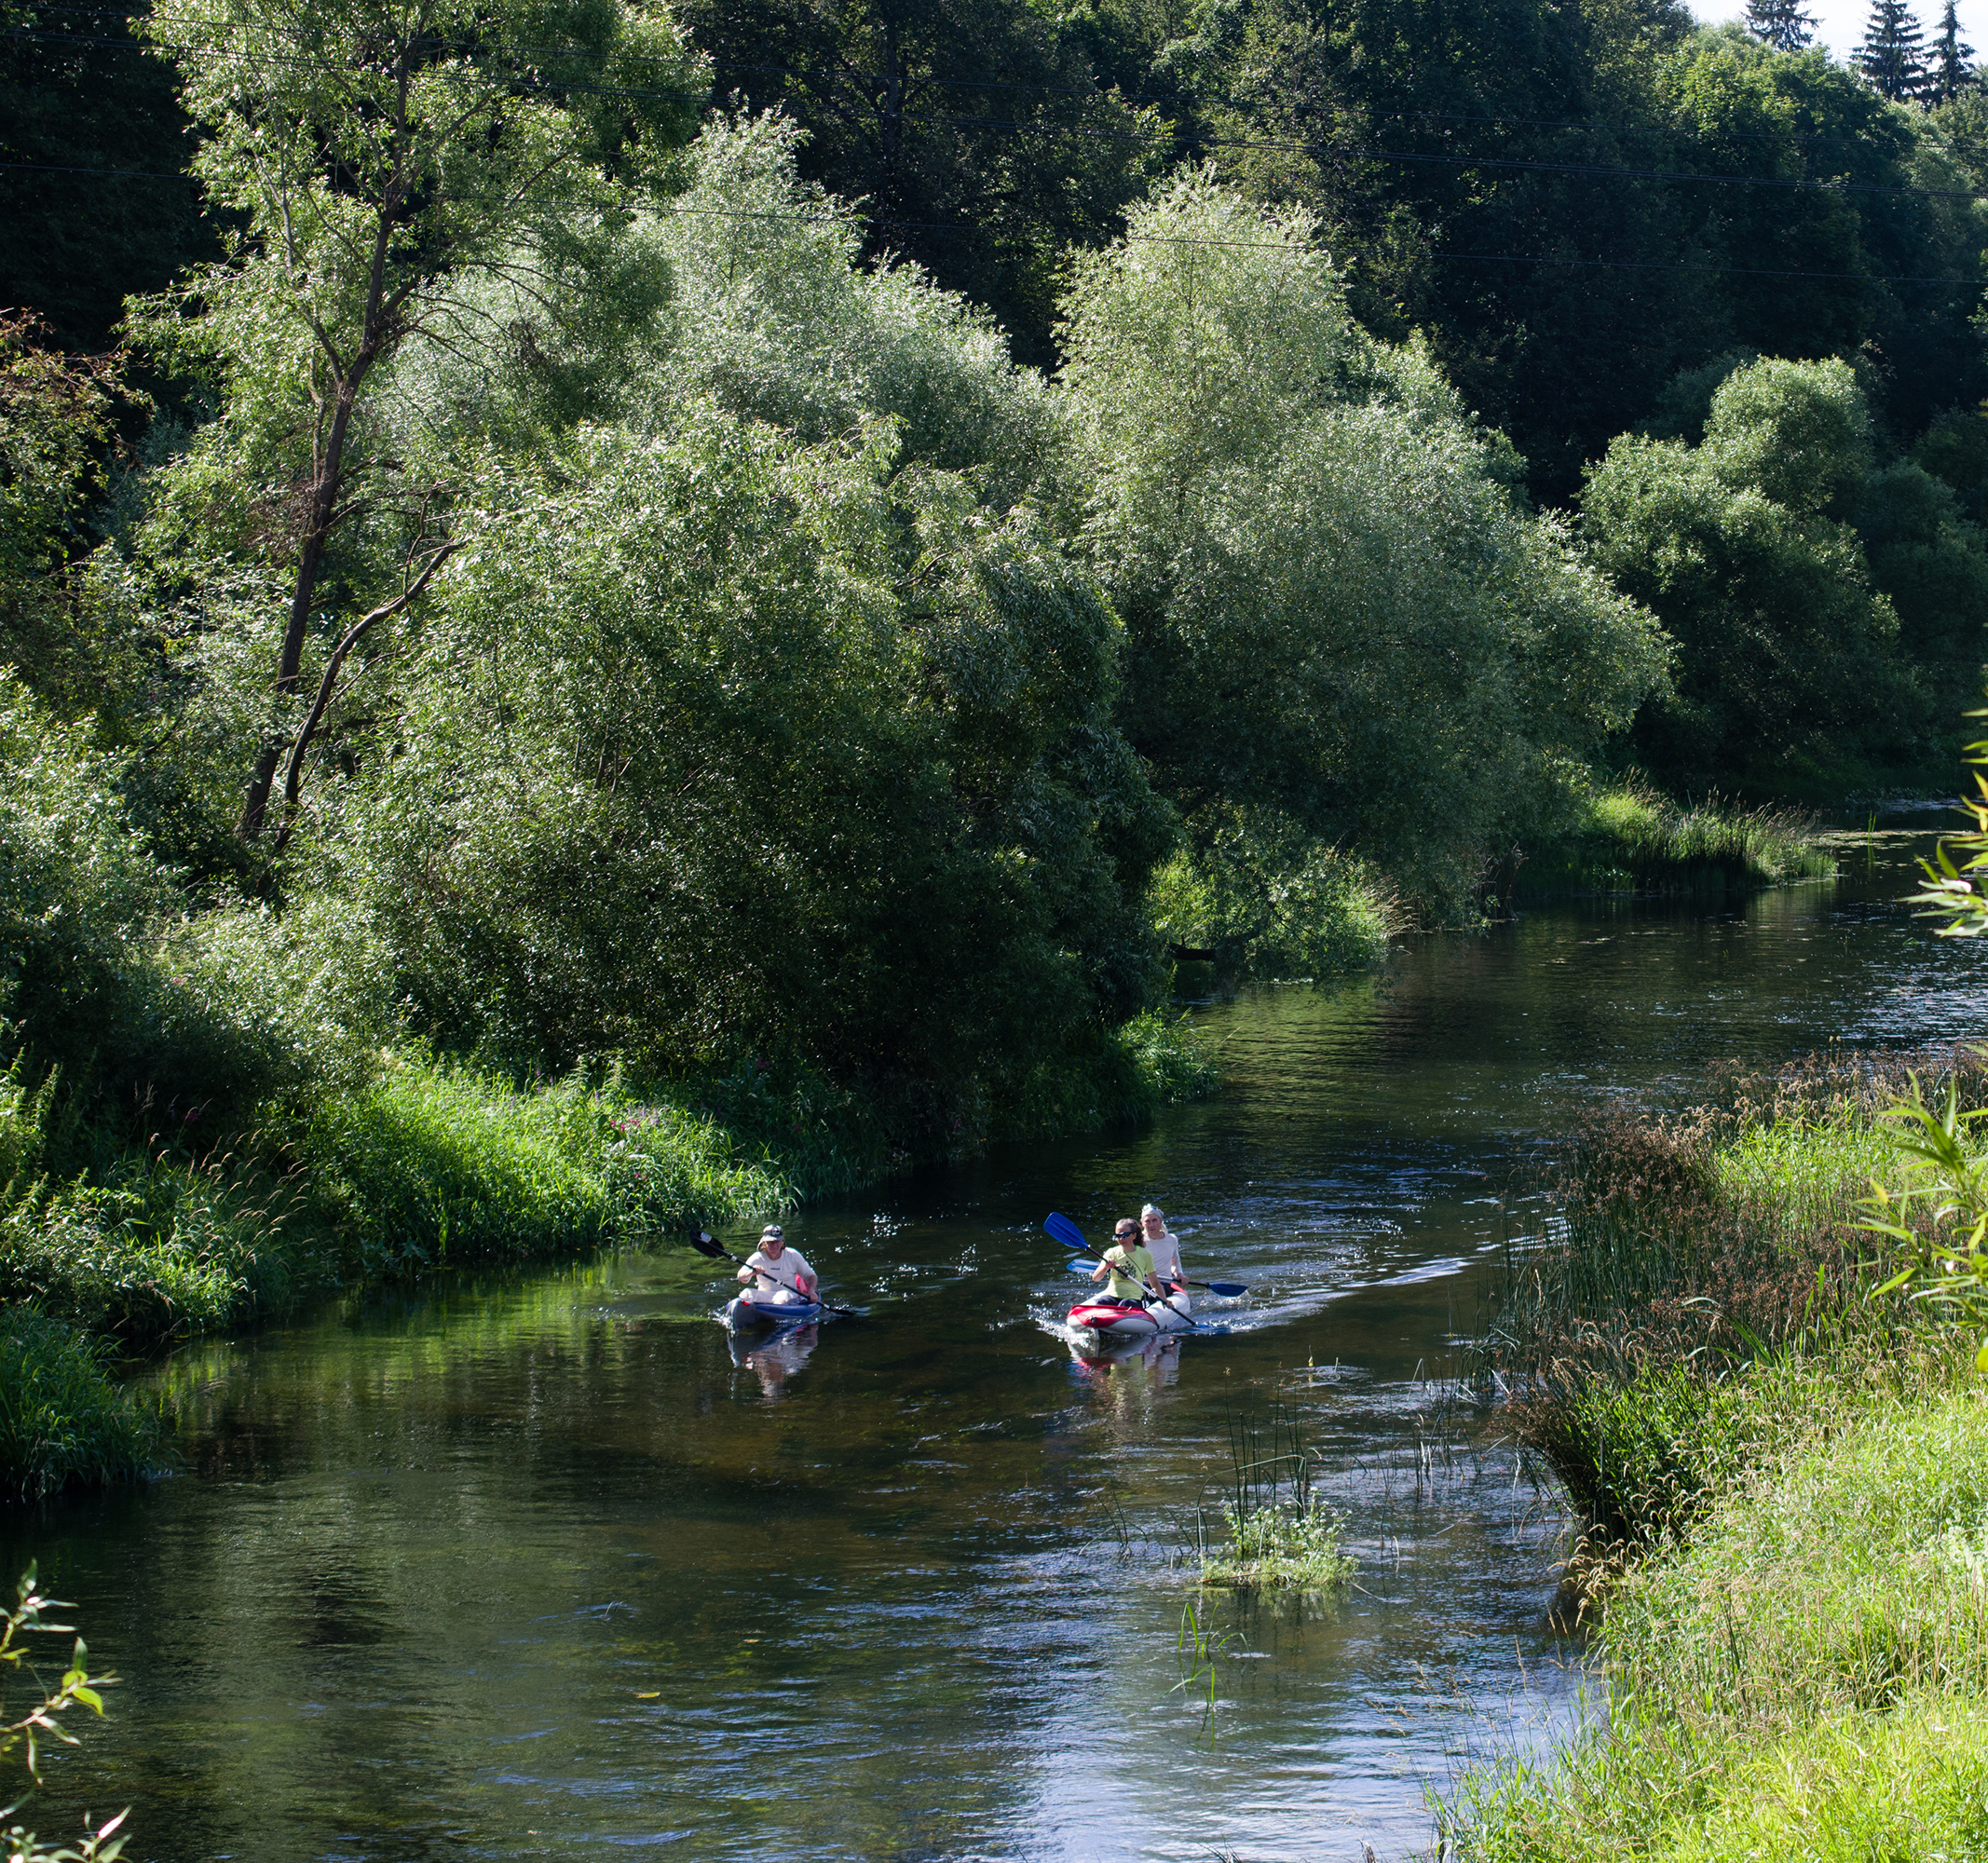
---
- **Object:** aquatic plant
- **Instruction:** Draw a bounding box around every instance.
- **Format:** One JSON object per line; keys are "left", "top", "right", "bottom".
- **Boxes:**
{"left": 1190, "top": 1406, "right": 1355, "bottom": 1592}
{"left": 1171, "top": 1599, "right": 1236, "bottom": 1732}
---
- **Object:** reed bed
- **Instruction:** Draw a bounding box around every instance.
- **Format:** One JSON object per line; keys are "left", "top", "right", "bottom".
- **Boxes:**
{"left": 1517, "top": 781, "right": 1832, "bottom": 899}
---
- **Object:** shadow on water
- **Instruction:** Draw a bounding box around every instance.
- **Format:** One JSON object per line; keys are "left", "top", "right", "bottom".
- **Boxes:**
{"left": 6, "top": 822, "right": 1987, "bottom": 1861}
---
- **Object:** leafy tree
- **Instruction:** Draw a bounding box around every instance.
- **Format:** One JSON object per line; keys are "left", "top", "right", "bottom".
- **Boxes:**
{"left": 1927, "top": 0, "right": 1978, "bottom": 102}
{"left": 674, "top": 0, "right": 1171, "bottom": 368}
{"left": 0, "top": 315, "right": 130, "bottom": 673}
{"left": 629, "top": 111, "right": 1060, "bottom": 502}
{"left": 1746, "top": 0, "right": 1817, "bottom": 52}
{"left": 1584, "top": 357, "right": 1932, "bottom": 788}
{"left": 334, "top": 414, "right": 1171, "bottom": 1123}
{"left": 130, "top": 0, "right": 708, "bottom": 850}
{"left": 1058, "top": 170, "right": 1668, "bottom": 911}
{"left": 1655, "top": 34, "right": 1982, "bottom": 456}
{"left": 1856, "top": 0, "right": 1929, "bottom": 99}
{"left": 1856, "top": 456, "right": 1988, "bottom": 695}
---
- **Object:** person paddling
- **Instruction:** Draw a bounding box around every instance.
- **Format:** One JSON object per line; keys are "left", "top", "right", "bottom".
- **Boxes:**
{"left": 1090, "top": 1218, "right": 1156, "bottom": 1304}
{"left": 1141, "top": 1203, "right": 1190, "bottom": 1316}
{"left": 736, "top": 1224, "right": 818, "bottom": 1309}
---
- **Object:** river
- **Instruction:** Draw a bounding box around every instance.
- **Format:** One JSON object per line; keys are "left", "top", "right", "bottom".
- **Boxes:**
{"left": 8, "top": 823, "right": 1988, "bottom": 1863}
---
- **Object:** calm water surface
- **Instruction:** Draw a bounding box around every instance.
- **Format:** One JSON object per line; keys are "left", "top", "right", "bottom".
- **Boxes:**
{"left": 11, "top": 824, "right": 1988, "bottom": 1863}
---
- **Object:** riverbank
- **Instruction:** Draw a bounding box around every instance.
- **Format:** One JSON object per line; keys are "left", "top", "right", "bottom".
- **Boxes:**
{"left": 0, "top": 1012, "right": 1216, "bottom": 1501}
{"left": 1450, "top": 1043, "right": 1988, "bottom": 1859}
{"left": 1513, "top": 781, "right": 1833, "bottom": 901}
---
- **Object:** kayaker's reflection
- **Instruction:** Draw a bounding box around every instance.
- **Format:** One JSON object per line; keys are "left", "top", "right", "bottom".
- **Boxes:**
{"left": 1070, "top": 1330, "right": 1181, "bottom": 1396}
{"left": 730, "top": 1322, "right": 819, "bottom": 1400}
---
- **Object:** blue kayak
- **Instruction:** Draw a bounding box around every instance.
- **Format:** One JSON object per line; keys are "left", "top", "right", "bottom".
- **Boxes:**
{"left": 723, "top": 1295, "right": 824, "bottom": 1331}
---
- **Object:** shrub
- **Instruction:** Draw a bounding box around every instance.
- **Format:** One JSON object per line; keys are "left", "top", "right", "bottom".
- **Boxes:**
{"left": 1149, "top": 815, "right": 1396, "bottom": 977}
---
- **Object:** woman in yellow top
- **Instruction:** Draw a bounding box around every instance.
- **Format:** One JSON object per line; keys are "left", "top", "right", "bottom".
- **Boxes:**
{"left": 1090, "top": 1218, "right": 1156, "bottom": 1303}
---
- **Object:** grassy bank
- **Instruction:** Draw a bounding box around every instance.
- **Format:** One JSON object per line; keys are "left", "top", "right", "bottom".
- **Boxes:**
{"left": 1451, "top": 1043, "right": 1988, "bottom": 1859}
{"left": 1515, "top": 781, "right": 1833, "bottom": 900}
{"left": 0, "top": 1014, "right": 1217, "bottom": 1501}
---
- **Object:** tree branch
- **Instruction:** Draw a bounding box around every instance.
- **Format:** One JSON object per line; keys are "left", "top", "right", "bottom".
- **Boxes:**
{"left": 268, "top": 539, "right": 458, "bottom": 853}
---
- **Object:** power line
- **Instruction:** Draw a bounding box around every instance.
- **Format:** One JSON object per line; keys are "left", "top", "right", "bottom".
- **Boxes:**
{"left": 9, "top": 20, "right": 1987, "bottom": 208}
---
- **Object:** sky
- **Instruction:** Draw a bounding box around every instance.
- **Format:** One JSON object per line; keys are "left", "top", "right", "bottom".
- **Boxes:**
{"left": 1685, "top": 0, "right": 1980, "bottom": 63}
{"left": 1686, "top": 0, "right": 1975, "bottom": 64}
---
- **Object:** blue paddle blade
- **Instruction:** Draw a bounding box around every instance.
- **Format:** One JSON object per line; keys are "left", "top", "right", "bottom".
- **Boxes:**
{"left": 1202, "top": 1280, "right": 1248, "bottom": 1297}
{"left": 1043, "top": 1211, "right": 1088, "bottom": 1255}
{"left": 1067, "top": 1258, "right": 1098, "bottom": 1274}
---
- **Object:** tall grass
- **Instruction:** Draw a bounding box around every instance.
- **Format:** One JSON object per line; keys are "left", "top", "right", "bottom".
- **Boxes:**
{"left": 1517, "top": 780, "right": 1832, "bottom": 899}
{"left": 0, "top": 1310, "right": 158, "bottom": 1501}
{"left": 299, "top": 1056, "right": 796, "bottom": 1276}
{"left": 1445, "top": 1369, "right": 1988, "bottom": 1862}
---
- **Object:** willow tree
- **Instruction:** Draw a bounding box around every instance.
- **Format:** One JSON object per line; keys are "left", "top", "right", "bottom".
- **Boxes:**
{"left": 1058, "top": 169, "right": 1668, "bottom": 912}
{"left": 134, "top": 0, "right": 705, "bottom": 849}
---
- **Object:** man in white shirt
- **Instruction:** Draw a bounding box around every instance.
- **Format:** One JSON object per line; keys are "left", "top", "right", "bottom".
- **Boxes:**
{"left": 736, "top": 1224, "right": 818, "bottom": 1307}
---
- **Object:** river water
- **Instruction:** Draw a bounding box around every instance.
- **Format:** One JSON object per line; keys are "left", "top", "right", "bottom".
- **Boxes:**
{"left": 9, "top": 825, "right": 1988, "bottom": 1863}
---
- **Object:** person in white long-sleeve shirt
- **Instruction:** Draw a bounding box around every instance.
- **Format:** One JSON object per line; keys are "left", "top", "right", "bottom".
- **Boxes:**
{"left": 1141, "top": 1203, "right": 1190, "bottom": 1317}
{"left": 736, "top": 1224, "right": 817, "bottom": 1308}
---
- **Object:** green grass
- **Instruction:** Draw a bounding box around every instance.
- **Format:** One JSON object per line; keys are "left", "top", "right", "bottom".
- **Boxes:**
{"left": 1518, "top": 781, "right": 1834, "bottom": 899}
{"left": 1446, "top": 1371, "right": 1988, "bottom": 1862}
{"left": 298, "top": 1056, "right": 796, "bottom": 1276}
{"left": 1456, "top": 1048, "right": 1988, "bottom": 1861}
{"left": 0, "top": 1308, "right": 159, "bottom": 1501}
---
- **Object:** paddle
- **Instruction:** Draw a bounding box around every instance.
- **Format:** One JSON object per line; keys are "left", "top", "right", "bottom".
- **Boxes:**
{"left": 687, "top": 1230, "right": 862, "bottom": 1318}
{"left": 1042, "top": 1210, "right": 1248, "bottom": 1298}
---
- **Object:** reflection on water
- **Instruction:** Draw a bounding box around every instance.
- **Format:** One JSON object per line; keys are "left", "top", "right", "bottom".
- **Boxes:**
{"left": 6, "top": 826, "right": 1986, "bottom": 1862}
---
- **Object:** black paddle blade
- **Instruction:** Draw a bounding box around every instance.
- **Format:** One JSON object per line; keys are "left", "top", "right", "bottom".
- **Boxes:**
{"left": 687, "top": 1230, "right": 727, "bottom": 1258}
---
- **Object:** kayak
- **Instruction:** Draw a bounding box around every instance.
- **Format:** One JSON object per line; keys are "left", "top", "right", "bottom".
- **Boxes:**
{"left": 724, "top": 1295, "right": 825, "bottom": 1331}
{"left": 1066, "top": 1296, "right": 1192, "bottom": 1339}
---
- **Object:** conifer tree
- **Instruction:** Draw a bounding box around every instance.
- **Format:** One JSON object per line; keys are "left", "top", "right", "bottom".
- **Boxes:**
{"left": 1927, "top": 0, "right": 1978, "bottom": 101}
{"left": 1746, "top": 0, "right": 1818, "bottom": 52}
{"left": 1857, "top": 0, "right": 1930, "bottom": 99}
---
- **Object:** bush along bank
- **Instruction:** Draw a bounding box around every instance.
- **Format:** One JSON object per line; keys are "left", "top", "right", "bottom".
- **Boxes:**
{"left": 1449, "top": 1042, "right": 1988, "bottom": 1860}
{"left": 1511, "top": 780, "right": 1834, "bottom": 902}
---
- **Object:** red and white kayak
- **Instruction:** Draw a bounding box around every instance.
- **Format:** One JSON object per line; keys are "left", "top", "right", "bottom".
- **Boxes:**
{"left": 1066, "top": 1295, "right": 1193, "bottom": 1339}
